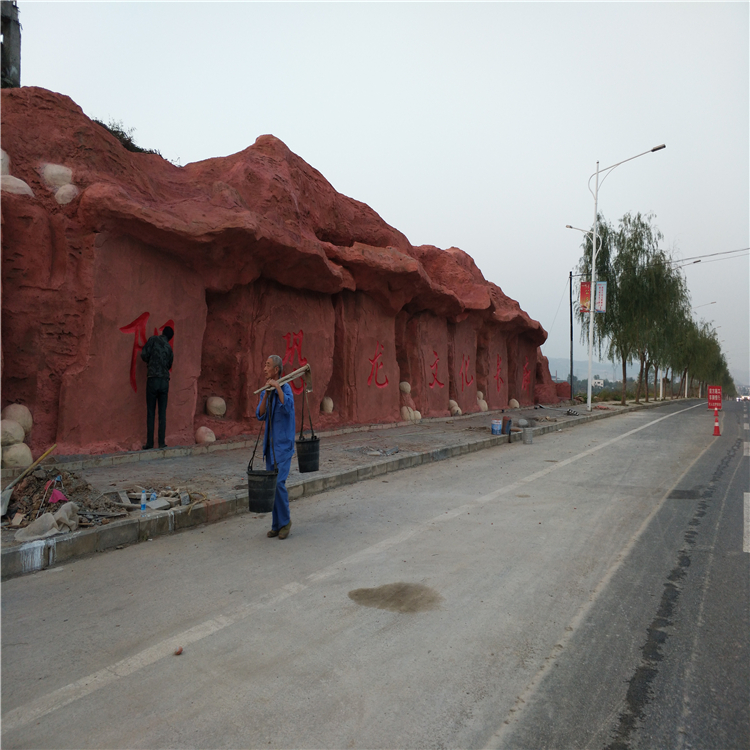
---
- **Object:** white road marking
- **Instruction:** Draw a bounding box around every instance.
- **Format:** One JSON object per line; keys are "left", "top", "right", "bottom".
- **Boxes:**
{"left": 745, "top": 443, "right": 750, "bottom": 457}
{"left": 2, "top": 403, "right": 706, "bottom": 735}
{"left": 745, "top": 493, "right": 750, "bottom": 554}
{"left": 744, "top": 423, "right": 749, "bottom": 430}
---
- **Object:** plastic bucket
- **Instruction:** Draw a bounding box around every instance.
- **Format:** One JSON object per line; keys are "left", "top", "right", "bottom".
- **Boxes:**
{"left": 296, "top": 435, "right": 320, "bottom": 473}
{"left": 502, "top": 416, "right": 512, "bottom": 434}
{"left": 491, "top": 419, "right": 503, "bottom": 435}
{"left": 247, "top": 468, "right": 277, "bottom": 513}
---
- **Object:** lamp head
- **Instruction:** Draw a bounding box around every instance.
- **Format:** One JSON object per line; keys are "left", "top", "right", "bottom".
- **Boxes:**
{"left": 651, "top": 144, "right": 666, "bottom": 152}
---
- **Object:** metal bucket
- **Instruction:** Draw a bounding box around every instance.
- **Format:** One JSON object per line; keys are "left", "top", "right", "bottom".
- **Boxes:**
{"left": 522, "top": 428, "right": 533, "bottom": 445}
{"left": 296, "top": 435, "right": 320, "bottom": 473}
{"left": 247, "top": 467, "right": 277, "bottom": 513}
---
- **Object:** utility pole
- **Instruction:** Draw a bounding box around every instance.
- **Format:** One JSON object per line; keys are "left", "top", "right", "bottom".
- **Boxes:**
{"left": 569, "top": 270, "right": 574, "bottom": 401}
{"left": 1, "top": 0, "right": 21, "bottom": 88}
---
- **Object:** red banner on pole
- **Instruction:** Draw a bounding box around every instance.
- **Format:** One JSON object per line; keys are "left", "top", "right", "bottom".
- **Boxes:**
{"left": 580, "top": 282, "right": 591, "bottom": 313}
{"left": 707, "top": 385, "right": 722, "bottom": 410}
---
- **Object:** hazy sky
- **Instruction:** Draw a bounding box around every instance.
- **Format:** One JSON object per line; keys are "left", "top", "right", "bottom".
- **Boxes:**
{"left": 18, "top": 1, "right": 750, "bottom": 384}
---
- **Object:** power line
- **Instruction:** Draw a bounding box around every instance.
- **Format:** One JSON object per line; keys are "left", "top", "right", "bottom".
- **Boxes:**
{"left": 670, "top": 247, "right": 749, "bottom": 264}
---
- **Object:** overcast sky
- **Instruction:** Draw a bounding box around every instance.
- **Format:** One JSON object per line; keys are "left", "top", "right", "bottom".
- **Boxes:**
{"left": 18, "top": 1, "right": 750, "bottom": 384}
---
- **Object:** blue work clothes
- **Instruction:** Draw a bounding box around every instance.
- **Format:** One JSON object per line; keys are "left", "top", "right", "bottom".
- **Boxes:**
{"left": 255, "top": 383, "right": 296, "bottom": 465}
{"left": 267, "top": 454, "right": 292, "bottom": 531}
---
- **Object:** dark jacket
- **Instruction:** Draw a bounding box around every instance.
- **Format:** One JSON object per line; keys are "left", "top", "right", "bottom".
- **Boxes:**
{"left": 141, "top": 334, "right": 174, "bottom": 380}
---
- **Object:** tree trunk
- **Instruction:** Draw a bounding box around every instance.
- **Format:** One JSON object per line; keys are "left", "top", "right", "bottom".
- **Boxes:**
{"left": 644, "top": 360, "right": 651, "bottom": 402}
{"left": 635, "top": 352, "right": 645, "bottom": 403}
{"left": 621, "top": 356, "right": 628, "bottom": 405}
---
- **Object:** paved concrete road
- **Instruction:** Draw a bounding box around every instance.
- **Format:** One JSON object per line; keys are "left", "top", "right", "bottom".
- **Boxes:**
{"left": 2, "top": 401, "right": 747, "bottom": 749}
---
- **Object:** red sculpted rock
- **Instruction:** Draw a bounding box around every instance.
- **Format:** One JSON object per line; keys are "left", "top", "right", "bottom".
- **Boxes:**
{"left": 1, "top": 87, "right": 559, "bottom": 453}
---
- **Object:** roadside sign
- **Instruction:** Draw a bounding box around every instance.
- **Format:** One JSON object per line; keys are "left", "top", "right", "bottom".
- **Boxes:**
{"left": 580, "top": 281, "right": 606, "bottom": 314}
{"left": 580, "top": 282, "right": 591, "bottom": 313}
{"left": 708, "top": 385, "right": 722, "bottom": 410}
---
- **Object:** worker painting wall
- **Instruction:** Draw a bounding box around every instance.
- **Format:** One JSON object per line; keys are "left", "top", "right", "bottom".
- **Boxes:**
{"left": 1, "top": 86, "right": 559, "bottom": 458}
{"left": 57, "top": 234, "right": 206, "bottom": 453}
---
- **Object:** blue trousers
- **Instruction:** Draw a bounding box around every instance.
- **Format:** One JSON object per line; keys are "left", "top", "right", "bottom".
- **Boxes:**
{"left": 266, "top": 454, "right": 292, "bottom": 530}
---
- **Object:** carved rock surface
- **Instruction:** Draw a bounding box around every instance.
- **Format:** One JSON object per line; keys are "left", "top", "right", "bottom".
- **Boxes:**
{"left": 1, "top": 86, "right": 559, "bottom": 454}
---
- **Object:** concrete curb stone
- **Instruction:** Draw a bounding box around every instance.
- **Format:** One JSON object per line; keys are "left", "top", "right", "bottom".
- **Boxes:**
{"left": 1, "top": 399, "right": 673, "bottom": 579}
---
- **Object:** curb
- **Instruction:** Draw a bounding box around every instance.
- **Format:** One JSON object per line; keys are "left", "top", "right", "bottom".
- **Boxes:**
{"left": 1, "top": 399, "right": 673, "bottom": 579}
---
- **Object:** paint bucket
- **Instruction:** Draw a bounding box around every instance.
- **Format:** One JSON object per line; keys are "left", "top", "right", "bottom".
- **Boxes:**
{"left": 522, "top": 428, "right": 533, "bottom": 445}
{"left": 502, "top": 416, "right": 512, "bottom": 434}
{"left": 247, "top": 467, "right": 277, "bottom": 513}
{"left": 296, "top": 435, "right": 320, "bottom": 473}
{"left": 491, "top": 419, "right": 503, "bottom": 435}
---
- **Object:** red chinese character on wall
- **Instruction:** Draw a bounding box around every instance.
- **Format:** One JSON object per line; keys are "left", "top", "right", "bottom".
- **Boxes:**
{"left": 522, "top": 356, "right": 532, "bottom": 393}
{"left": 459, "top": 354, "right": 474, "bottom": 392}
{"left": 281, "top": 330, "right": 308, "bottom": 395}
{"left": 367, "top": 341, "right": 389, "bottom": 388}
{"left": 119, "top": 313, "right": 175, "bottom": 393}
{"left": 429, "top": 351, "right": 445, "bottom": 389}
{"left": 494, "top": 354, "right": 505, "bottom": 393}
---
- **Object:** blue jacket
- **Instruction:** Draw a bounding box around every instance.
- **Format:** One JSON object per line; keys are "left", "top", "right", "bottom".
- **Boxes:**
{"left": 256, "top": 383, "right": 295, "bottom": 463}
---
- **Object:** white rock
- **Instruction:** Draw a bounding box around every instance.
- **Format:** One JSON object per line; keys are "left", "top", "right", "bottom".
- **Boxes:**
{"left": 448, "top": 399, "right": 458, "bottom": 410}
{"left": 1, "top": 419, "right": 25, "bottom": 446}
{"left": 399, "top": 381, "right": 411, "bottom": 394}
{"left": 478, "top": 399, "right": 488, "bottom": 412}
{"left": 2, "top": 442, "right": 33, "bottom": 469}
{"left": 42, "top": 163, "right": 73, "bottom": 188}
{"left": 55, "top": 184, "right": 79, "bottom": 205}
{"left": 450, "top": 405, "right": 462, "bottom": 417}
{"left": 517, "top": 418, "right": 529, "bottom": 427}
{"left": 206, "top": 396, "right": 226, "bottom": 417}
{"left": 1, "top": 404, "right": 32, "bottom": 435}
{"left": 321, "top": 396, "right": 334, "bottom": 413}
{"left": 400, "top": 406, "right": 411, "bottom": 422}
{"left": 476, "top": 391, "right": 484, "bottom": 401}
{"left": 195, "top": 426, "right": 216, "bottom": 444}
{"left": 1, "top": 149, "right": 9, "bottom": 176}
{"left": 509, "top": 398, "right": 520, "bottom": 409}
{"left": 1, "top": 175, "right": 34, "bottom": 196}
{"left": 413, "top": 410, "right": 422, "bottom": 422}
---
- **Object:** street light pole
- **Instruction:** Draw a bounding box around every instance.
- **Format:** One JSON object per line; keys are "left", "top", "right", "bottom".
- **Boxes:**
{"left": 581, "top": 143, "right": 666, "bottom": 412}
{"left": 569, "top": 270, "right": 574, "bottom": 401}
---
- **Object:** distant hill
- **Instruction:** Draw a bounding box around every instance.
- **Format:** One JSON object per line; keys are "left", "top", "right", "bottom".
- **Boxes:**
{"left": 544, "top": 357, "right": 639, "bottom": 382}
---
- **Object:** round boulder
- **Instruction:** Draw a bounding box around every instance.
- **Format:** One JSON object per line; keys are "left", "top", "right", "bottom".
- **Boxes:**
{"left": 42, "top": 163, "right": 73, "bottom": 188}
{"left": 400, "top": 405, "right": 412, "bottom": 422}
{"left": 517, "top": 418, "right": 529, "bottom": 427}
{"left": 195, "top": 426, "right": 216, "bottom": 444}
{"left": 476, "top": 391, "right": 484, "bottom": 401}
{"left": 399, "top": 381, "right": 412, "bottom": 394}
{"left": 413, "top": 410, "right": 422, "bottom": 422}
{"left": 450, "top": 405, "right": 462, "bottom": 417}
{"left": 55, "top": 184, "right": 79, "bottom": 205}
{"left": 478, "top": 399, "right": 488, "bottom": 412}
{"left": 1, "top": 419, "right": 25, "bottom": 446}
{"left": 1, "top": 404, "right": 32, "bottom": 436}
{"left": 1, "top": 175, "right": 34, "bottom": 197}
{"left": 321, "top": 396, "right": 334, "bottom": 413}
{"left": 206, "top": 396, "right": 226, "bottom": 417}
{"left": 2, "top": 442, "right": 33, "bottom": 469}
{"left": 509, "top": 398, "right": 520, "bottom": 409}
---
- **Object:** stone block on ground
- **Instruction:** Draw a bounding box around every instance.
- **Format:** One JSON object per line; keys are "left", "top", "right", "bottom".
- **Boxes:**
{"left": 1, "top": 404, "right": 32, "bottom": 435}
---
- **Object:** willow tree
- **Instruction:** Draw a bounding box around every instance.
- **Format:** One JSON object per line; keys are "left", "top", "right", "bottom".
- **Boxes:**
{"left": 575, "top": 212, "right": 685, "bottom": 405}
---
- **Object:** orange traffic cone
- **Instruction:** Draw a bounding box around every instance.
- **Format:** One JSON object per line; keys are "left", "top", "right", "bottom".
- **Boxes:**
{"left": 713, "top": 409, "right": 721, "bottom": 436}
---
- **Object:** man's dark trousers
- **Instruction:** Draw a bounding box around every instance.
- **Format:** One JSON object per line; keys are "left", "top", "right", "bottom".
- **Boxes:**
{"left": 145, "top": 377, "right": 169, "bottom": 448}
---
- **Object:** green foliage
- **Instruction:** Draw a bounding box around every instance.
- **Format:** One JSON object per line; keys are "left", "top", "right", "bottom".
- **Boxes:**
{"left": 575, "top": 211, "right": 731, "bottom": 404}
{"left": 93, "top": 118, "right": 163, "bottom": 156}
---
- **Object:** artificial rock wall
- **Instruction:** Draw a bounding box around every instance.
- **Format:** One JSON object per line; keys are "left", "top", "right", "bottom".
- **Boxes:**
{"left": 1, "top": 87, "right": 560, "bottom": 457}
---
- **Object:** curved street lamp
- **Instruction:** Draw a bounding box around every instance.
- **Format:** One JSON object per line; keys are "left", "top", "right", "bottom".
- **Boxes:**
{"left": 580, "top": 144, "right": 666, "bottom": 411}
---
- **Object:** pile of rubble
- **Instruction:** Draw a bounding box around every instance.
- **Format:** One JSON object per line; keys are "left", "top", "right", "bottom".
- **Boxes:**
{"left": 3, "top": 467, "right": 198, "bottom": 529}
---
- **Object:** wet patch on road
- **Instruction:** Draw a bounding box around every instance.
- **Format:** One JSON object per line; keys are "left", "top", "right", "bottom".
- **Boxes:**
{"left": 604, "top": 438, "right": 742, "bottom": 750}
{"left": 348, "top": 582, "right": 443, "bottom": 613}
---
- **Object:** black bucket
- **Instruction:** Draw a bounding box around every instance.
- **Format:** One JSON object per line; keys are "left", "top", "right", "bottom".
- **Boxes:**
{"left": 296, "top": 435, "right": 320, "bottom": 473}
{"left": 247, "top": 467, "right": 277, "bottom": 513}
